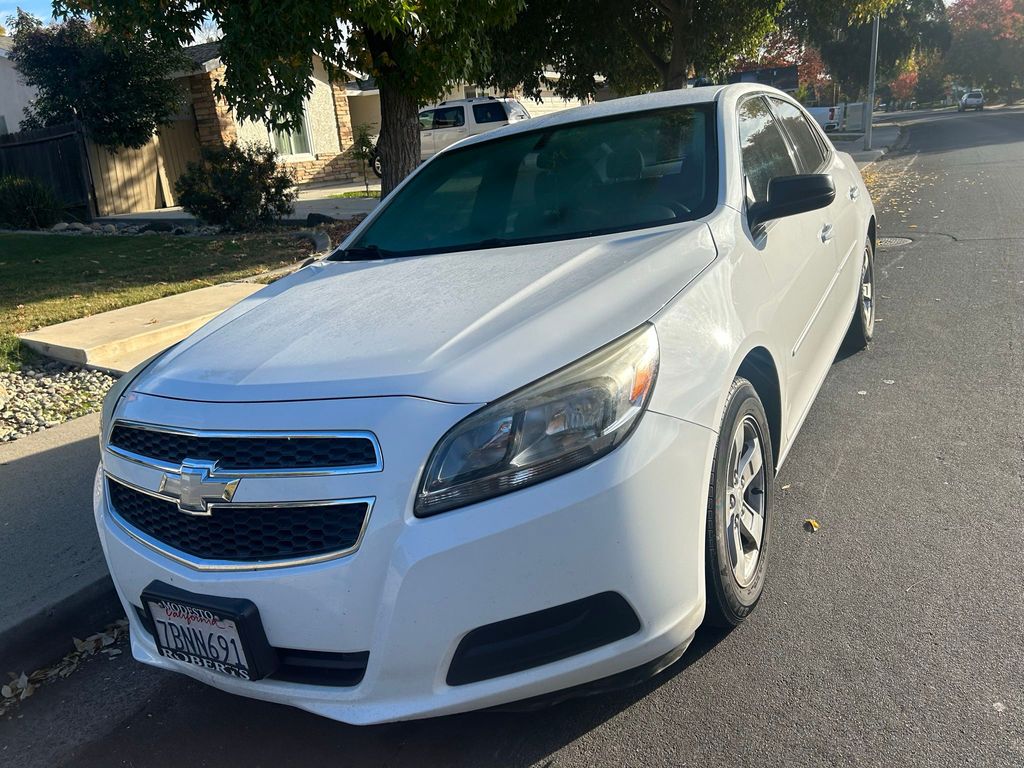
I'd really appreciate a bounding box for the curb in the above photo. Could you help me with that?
[0,576,123,677]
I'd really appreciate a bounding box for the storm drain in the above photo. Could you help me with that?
[877,236,913,249]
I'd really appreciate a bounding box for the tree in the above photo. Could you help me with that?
[889,66,918,101]
[56,1,522,194]
[913,49,946,101]
[731,29,833,104]
[787,0,948,98]
[946,0,1024,98]
[480,0,783,100]
[8,10,187,148]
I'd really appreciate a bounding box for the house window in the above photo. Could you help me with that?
[270,108,313,157]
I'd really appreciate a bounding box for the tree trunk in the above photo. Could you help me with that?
[661,19,689,90]
[377,82,420,195]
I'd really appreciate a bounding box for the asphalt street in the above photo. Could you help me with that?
[2,107,1022,768]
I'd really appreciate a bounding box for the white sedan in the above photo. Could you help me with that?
[95,83,875,724]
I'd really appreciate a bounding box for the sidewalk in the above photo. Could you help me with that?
[0,413,122,676]
[98,180,380,226]
[832,123,902,167]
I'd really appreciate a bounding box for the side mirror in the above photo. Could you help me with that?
[748,174,835,230]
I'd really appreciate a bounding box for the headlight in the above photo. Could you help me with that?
[415,324,659,517]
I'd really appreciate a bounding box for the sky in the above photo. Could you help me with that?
[1,2,58,26]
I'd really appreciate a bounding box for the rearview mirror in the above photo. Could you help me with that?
[748,174,835,230]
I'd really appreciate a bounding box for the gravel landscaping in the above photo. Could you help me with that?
[0,361,116,442]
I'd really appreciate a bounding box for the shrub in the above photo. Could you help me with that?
[0,176,65,229]
[175,142,296,231]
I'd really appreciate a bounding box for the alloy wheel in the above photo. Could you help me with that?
[861,245,875,333]
[726,415,767,587]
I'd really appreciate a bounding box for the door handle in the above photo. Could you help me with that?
[849,185,859,200]
[820,223,834,243]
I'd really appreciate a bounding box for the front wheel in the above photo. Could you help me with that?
[843,238,875,351]
[704,378,774,628]
[371,152,382,178]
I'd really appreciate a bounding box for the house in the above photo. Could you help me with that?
[182,42,363,186]
[0,36,38,136]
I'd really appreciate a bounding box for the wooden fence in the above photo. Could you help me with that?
[85,116,202,216]
[0,114,203,219]
[0,123,94,217]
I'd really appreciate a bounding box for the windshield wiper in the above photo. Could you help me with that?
[332,244,398,261]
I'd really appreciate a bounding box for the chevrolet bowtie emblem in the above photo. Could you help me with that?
[158,458,241,516]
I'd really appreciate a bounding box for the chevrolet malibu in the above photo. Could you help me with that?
[95,84,876,724]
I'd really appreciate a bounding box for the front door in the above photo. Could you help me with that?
[738,95,839,440]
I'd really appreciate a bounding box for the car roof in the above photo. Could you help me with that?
[451,83,784,150]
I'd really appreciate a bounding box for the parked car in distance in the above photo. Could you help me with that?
[959,90,985,112]
[95,84,877,725]
[370,96,531,178]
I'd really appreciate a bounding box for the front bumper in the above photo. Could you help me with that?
[94,394,715,724]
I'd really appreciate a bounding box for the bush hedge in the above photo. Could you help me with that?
[175,142,296,231]
[0,176,65,229]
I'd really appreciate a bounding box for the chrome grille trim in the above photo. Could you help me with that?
[105,420,383,477]
[103,473,375,572]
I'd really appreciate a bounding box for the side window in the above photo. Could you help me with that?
[472,102,508,124]
[737,97,797,204]
[433,106,466,129]
[419,110,435,131]
[771,98,826,174]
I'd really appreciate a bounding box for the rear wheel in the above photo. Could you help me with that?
[843,238,875,351]
[371,152,382,178]
[704,378,774,628]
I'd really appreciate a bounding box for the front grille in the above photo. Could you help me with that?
[107,479,369,563]
[108,424,378,471]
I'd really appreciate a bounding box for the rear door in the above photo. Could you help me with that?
[769,97,863,420]
[418,109,436,160]
[738,95,838,440]
[431,106,469,153]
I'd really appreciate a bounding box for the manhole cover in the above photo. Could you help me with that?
[878,236,912,248]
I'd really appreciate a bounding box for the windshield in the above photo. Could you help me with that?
[341,104,717,258]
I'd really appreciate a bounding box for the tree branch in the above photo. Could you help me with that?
[651,0,680,22]
[629,27,669,78]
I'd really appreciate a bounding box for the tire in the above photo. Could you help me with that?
[371,152,382,178]
[843,237,875,351]
[704,377,775,628]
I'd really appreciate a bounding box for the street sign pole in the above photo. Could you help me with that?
[864,14,880,151]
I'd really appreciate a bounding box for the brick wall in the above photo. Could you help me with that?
[188,67,236,148]
[284,151,366,185]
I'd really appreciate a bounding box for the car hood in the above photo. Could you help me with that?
[134,223,717,404]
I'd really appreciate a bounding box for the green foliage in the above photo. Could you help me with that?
[945,0,1024,95]
[54,0,523,191]
[0,176,65,230]
[7,10,188,149]
[175,143,296,231]
[786,0,949,98]
[481,0,782,98]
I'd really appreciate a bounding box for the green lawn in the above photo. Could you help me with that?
[0,232,310,370]
[327,190,381,199]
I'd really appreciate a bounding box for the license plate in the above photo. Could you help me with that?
[141,582,278,682]
[146,597,252,679]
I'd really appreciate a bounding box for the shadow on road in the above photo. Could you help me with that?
[67,626,734,767]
